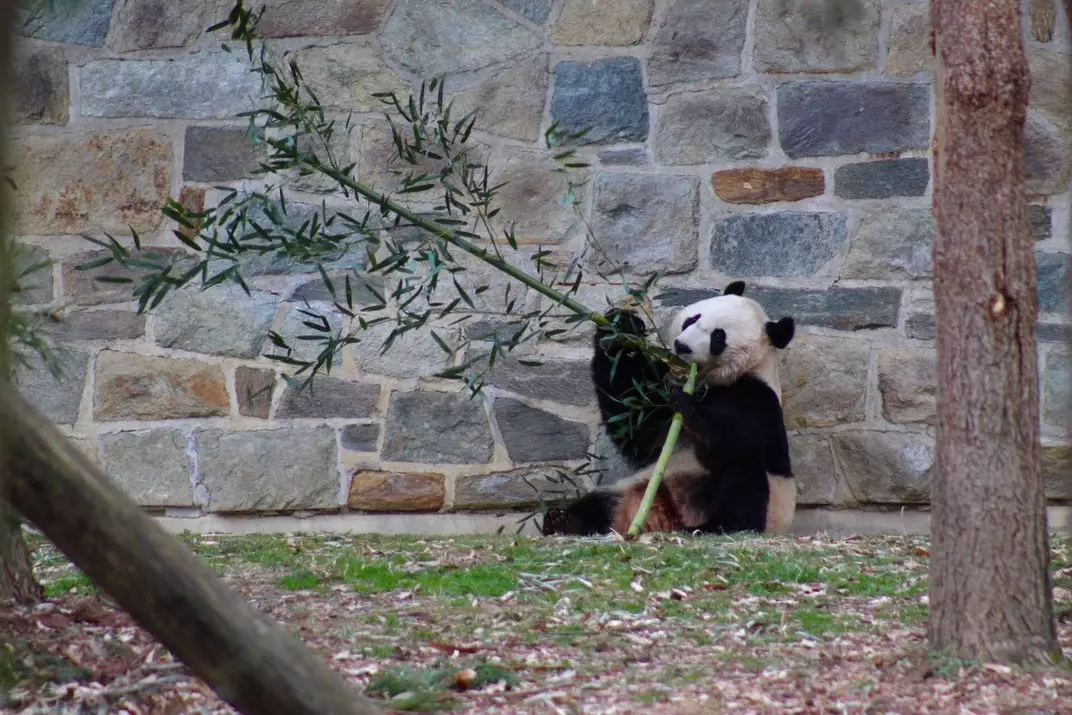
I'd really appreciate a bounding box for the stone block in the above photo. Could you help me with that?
[99,429,194,507]
[455,468,573,509]
[80,53,261,119]
[13,45,67,125]
[590,426,639,486]
[494,398,590,463]
[183,126,261,182]
[11,129,172,236]
[551,0,653,46]
[1041,445,1072,500]
[288,42,408,113]
[842,207,933,280]
[491,150,582,242]
[13,350,89,425]
[712,167,824,204]
[256,0,388,37]
[1028,49,1072,135]
[349,321,454,379]
[711,211,846,276]
[381,0,542,77]
[276,377,380,419]
[20,0,114,46]
[1025,112,1071,196]
[291,274,382,305]
[754,0,879,73]
[1029,205,1052,241]
[94,351,229,421]
[1038,323,1072,343]
[348,470,444,511]
[463,319,526,344]
[655,89,770,165]
[198,427,338,512]
[450,54,548,142]
[905,313,935,340]
[779,82,930,157]
[878,348,937,424]
[592,172,698,274]
[791,435,839,506]
[154,284,278,358]
[500,0,551,23]
[358,121,491,197]
[833,431,934,503]
[235,367,276,419]
[781,335,869,428]
[382,391,494,464]
[13,243,52,306]
[274,304,345,364]
[109,0,207,51]
[884,2,932,75]
[834,158,929,199]
[487,356,594,407]
[1044,351,1070,431]
[61,248,185,307]
[340,424,380,452]
[648,0,748,86]
[1038,252,1070,314]
[599,147,648,166]
[50,310,145,342]
[552,58,648,144]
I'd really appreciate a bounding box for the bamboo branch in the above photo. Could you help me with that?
[626,363,699,538]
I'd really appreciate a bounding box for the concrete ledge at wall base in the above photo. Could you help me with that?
[152,506,1072,537]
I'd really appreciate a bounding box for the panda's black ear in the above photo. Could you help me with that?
[766,317,795,349]
[723,280,746,296]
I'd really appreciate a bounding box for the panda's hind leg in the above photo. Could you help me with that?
[610,479,684,535]
[541,490,620,536]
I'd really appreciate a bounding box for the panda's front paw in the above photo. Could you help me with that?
[667,389,695,416]
[602,308,648,338]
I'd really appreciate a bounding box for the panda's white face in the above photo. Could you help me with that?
[667,295,772,385]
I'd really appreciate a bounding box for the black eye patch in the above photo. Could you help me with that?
[709,328,727,357]
[681,314,701,330]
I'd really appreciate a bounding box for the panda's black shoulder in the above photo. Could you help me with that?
[706,373,782,409]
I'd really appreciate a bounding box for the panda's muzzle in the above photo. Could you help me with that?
[673,339,692,356]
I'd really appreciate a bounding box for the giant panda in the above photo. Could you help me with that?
[540,280,797,537]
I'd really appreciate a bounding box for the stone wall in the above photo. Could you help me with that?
[9,0,1071,532]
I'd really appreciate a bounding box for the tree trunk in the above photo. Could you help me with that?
[929,0,1060,664]
[0,514,44,603]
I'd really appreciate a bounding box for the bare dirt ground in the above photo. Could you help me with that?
[2,531,1071,714]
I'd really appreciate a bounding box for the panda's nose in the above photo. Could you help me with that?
[673,339,691,355]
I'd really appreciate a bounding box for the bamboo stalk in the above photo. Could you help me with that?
[626,363,699,538]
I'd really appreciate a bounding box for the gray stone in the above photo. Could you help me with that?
[349,321,454,379]
[487,357,594,407]
[94,351,230,421]
[80,53,261,119]
[833,431,934,503]
[842,208,933,280]
[197,427,338,512]
[291,274,382,304]
[155,285,278,359]
[445,54,548,142]
[380,0,542,77]
[340,424,380,452]
[654,89,770,165]
[648,0,748,87]
[463,319,525,343]
[358,121,492,198]
[99,429,194,507]
[1025,112,1072,196]
[110,0,207,51]
[905,313,935,340]
[1038,252,1070,314]
[291,127,354,194]
[778,82,931,158]
[494,398,590,463]
[183,126,261,182]
[50,310,145,342]
[13,45,67,125]
[781,335,869,428]
[61,249,186,307]
[20,0,115,46]
[1044,351,1070,431]
[592,173,698,274]
[1028,48,1072,135]
[288,43,408,113]
[878,348,937,424]
[455,468,580,509]
[256,0,388,37]
[791,435,839,506]
[751,286,902,330]
[235,366,275,419]
[599,147,648,166]
[276,377,380,419]
[552,58,649,145]
[382,391,494,464]
[491,150,582,243]
[13,349,89,425]
[1038,323,1072,343]
[1041,446,1072,500]
[14,243,52,306]
[754,0,879,73]
[274,304,345,364]
[1029,205,1052,241]
[711,211,846,277]
[834,158,930,199]
[500,0,552,23]
[884,2,931,76]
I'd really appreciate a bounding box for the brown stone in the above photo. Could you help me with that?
[257,0,389,37]
[550,0,654,46]
[1041,445,1072,500]
[712,167,825,204]
[884,2,932,76]
[235,366,276,419]
[94,351,230,421]
[347,470,445,511]
[110,0,207,51]
[176,186,205,240]
[13,45,68,125]
[62,248,186,307]
[11,129,172,235]
[878,348,937,424]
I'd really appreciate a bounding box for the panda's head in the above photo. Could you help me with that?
[667,280,796,388]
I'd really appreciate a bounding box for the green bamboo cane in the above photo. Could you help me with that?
[626,363,699,538]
